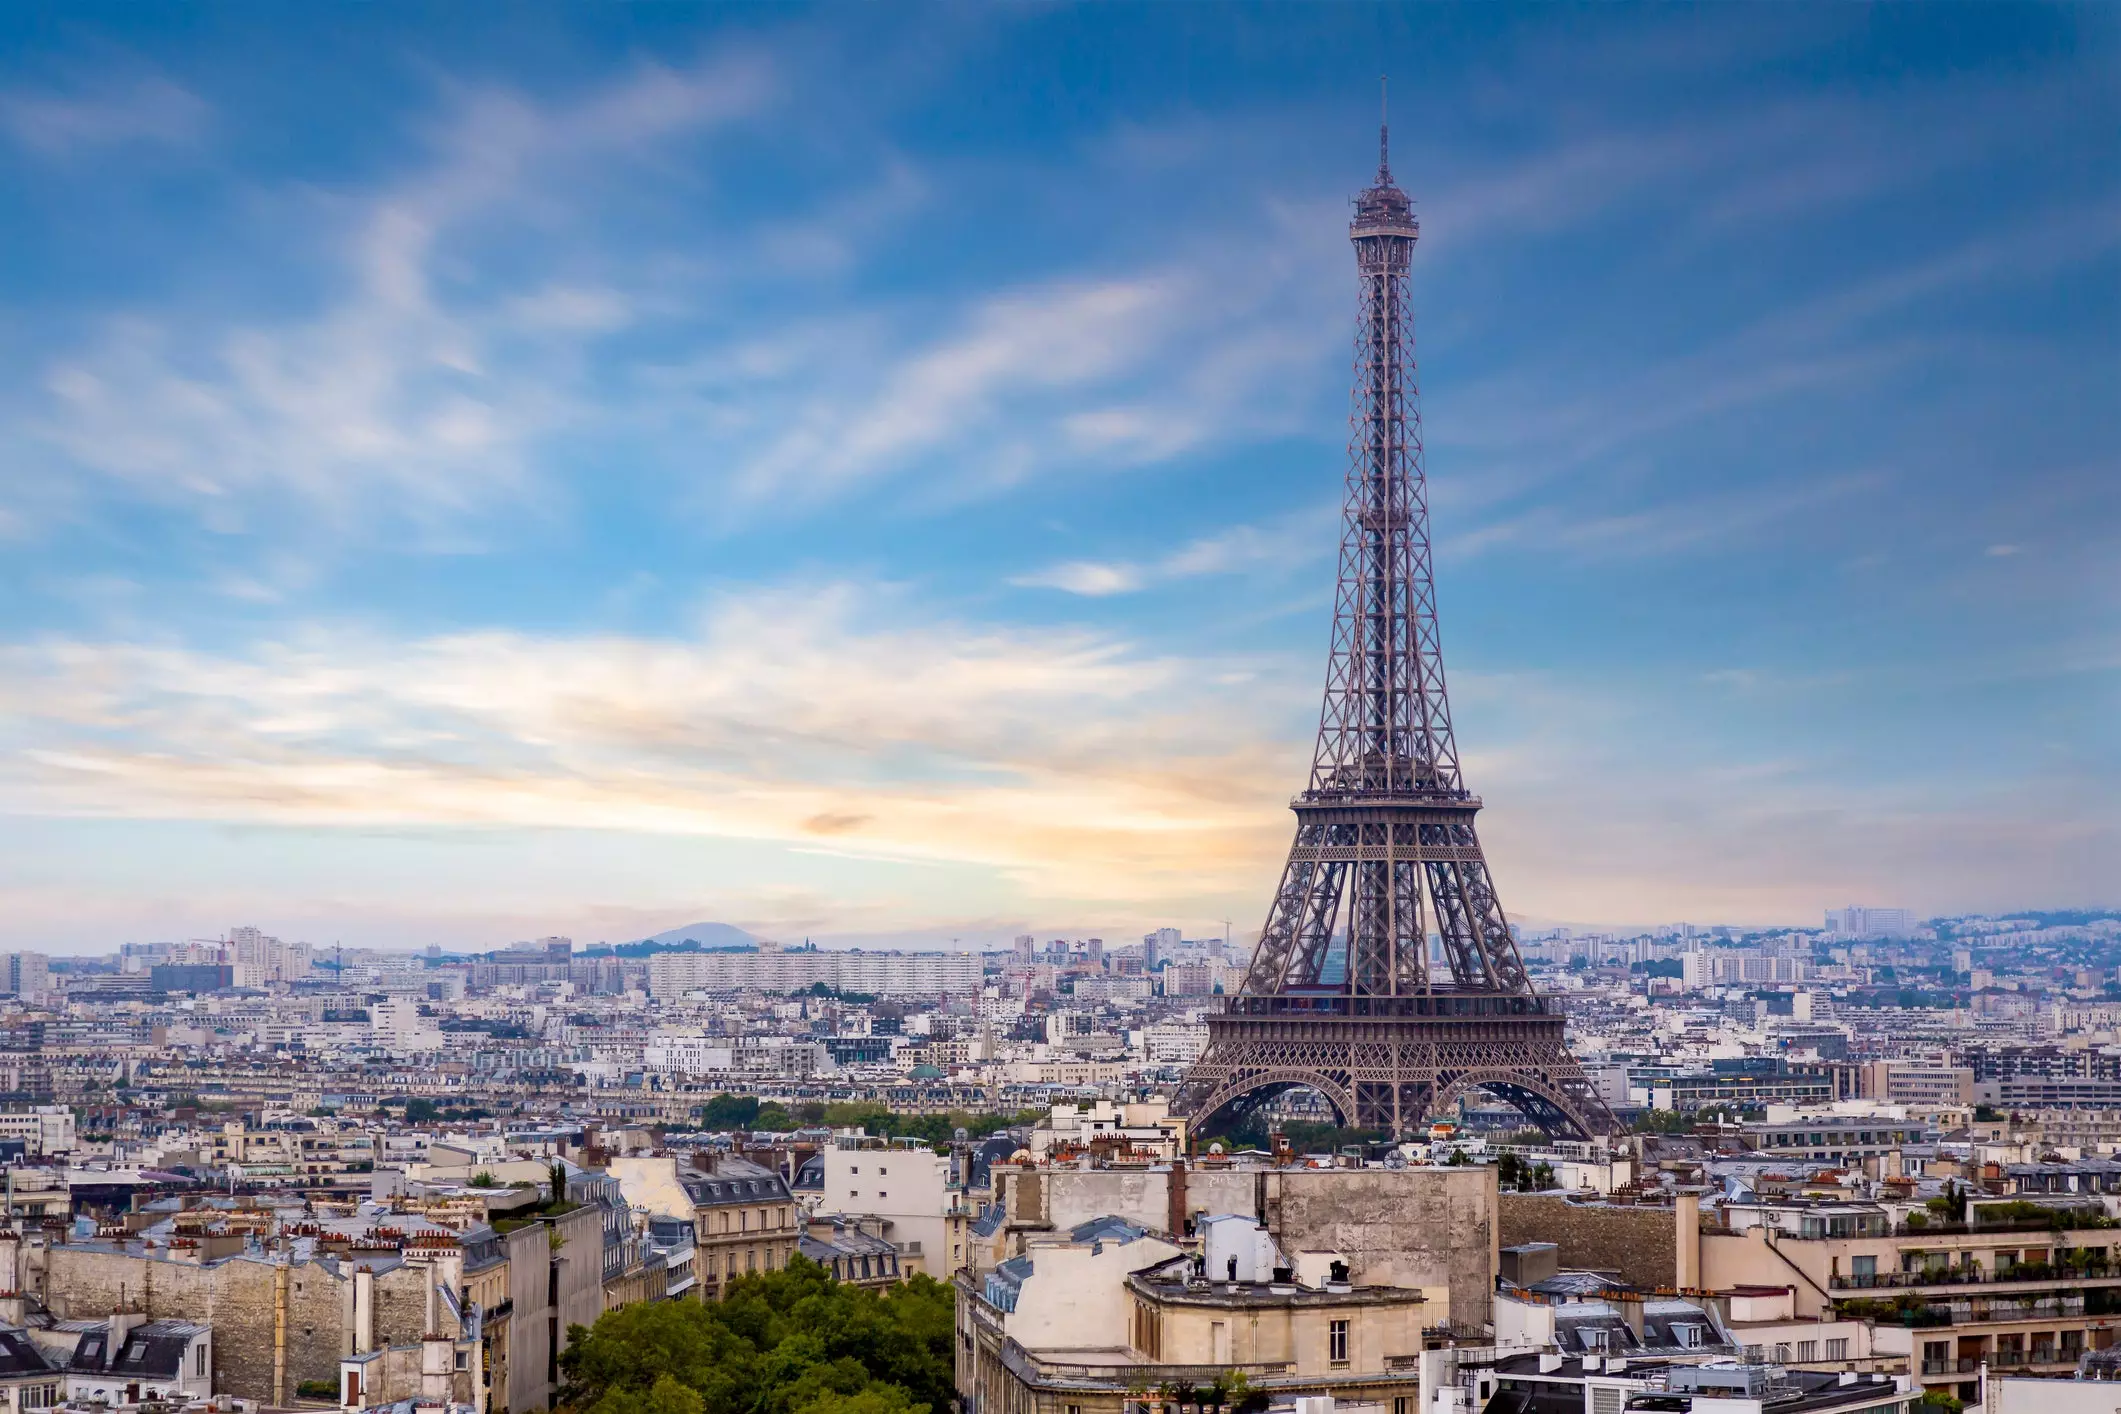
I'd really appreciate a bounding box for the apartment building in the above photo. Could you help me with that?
[1483,1353,1914,1414]
[681,1157,799,1297]
[2,955,50,1002]
[648,950,983,999]
[956,1215,1430,1414]
[0,1108,75,1158]
[1702,1197,2121,1404]
[818,1136,970,1276]
[197,1113,375,1179]
[1852,1061,1976,1109]
[1743,1114,1926,1165]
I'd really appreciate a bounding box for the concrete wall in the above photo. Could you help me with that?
[38,1246,443,1402]
[1007,1235,1183,1349]
[994,1165,1497,1332]
[1149,1289,1426,1374]
[554,1207,606,1351]
[503,1225,555,1414]
[1270,1166,1497,1330]
[1498,1195,1677,1291]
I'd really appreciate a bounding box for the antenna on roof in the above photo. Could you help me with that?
[1379,74,1390,182]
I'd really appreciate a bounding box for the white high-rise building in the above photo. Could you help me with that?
[226,926,311,985]
[648,949,982,999]
[818,1140,968,1278]
[1825,906,1914,939]
[4,953,50,1002]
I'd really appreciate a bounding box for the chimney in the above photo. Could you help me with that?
[1168,1161,1188,1239]
[1675,1193,1701,1288]
[1538,1353,1564,1374]
[108,1311,144,1352]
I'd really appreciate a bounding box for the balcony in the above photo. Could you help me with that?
[1830,1264,2118,1294]
[1843,1292,2094,1328]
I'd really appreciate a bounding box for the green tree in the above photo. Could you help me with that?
[696,1094,762,1129]
[559,1258,954,1414]
[1630,1109,1694,1135]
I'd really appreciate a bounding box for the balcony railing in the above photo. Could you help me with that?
[1846,1294,2093,1328]
[1832,1265,2116,1291]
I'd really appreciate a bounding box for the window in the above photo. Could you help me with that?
[195,1347,208,1376]
[1796,1341,1818,1362]
[1328,1320,1349,1365]
[1827,1339,1849,1361]
[1396,1400,1411,1414]
[748,1248,757,1272]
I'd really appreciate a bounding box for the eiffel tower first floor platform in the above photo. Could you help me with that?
[1174,995,1620,1141]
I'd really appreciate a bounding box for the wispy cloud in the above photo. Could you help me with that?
[1447,469,1891,563]
[0,584,1309,907]
[0,75,209,155]
[20,51,776,541]
[714,200,1346,513]
[1011,503,1339,596]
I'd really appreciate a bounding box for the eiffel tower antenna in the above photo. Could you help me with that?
[1174,124,1617,1142]
[1379,75,1390,182]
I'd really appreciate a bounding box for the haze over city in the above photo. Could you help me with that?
[0,6,2112,953]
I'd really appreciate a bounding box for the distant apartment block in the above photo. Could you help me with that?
[1682,952,1813,987]
[1825,905,1915,938]
[648,948,983,998]
[3,952,49,1001]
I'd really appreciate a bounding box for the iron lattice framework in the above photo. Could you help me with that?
[1175,128,1617,1142]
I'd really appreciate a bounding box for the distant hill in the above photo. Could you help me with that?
[627,921,762,954]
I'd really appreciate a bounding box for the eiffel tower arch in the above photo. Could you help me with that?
[1173,124,1618,1145]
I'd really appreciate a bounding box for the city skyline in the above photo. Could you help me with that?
[0,7,2113,952]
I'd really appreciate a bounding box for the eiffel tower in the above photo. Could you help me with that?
[1175,125,1617,1143]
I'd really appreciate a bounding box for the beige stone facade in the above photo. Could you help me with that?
[1699,1206,2121,1404]
[987,1161,1496,1331]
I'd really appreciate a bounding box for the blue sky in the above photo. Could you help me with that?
[0,5,2113,953]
